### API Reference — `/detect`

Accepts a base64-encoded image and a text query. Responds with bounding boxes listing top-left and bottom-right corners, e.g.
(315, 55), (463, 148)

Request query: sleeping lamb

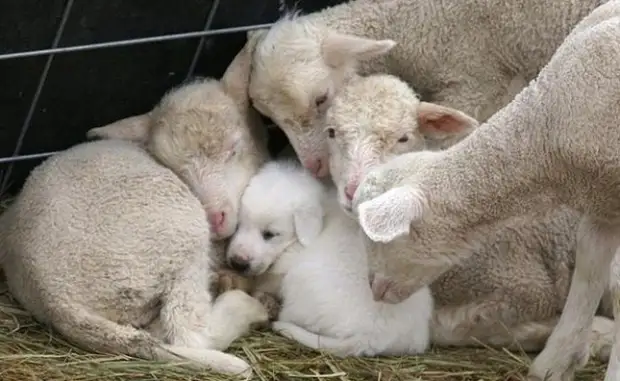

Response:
(0, 42), (269, 379)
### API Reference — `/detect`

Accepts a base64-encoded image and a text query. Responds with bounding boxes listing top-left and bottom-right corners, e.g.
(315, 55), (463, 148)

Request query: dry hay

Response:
(0, 278), (607, 381)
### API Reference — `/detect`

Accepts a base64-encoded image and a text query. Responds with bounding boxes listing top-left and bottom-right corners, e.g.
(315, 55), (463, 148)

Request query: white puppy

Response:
(226, 159), (433, 357)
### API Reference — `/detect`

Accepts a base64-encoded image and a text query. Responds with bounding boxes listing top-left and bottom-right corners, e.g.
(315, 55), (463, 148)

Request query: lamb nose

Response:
(345, 182), (358, 201)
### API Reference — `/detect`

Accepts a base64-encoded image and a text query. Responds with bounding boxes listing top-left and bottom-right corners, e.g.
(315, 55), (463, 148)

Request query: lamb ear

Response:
(293, 203), (325, 247)
(416, 102), (479, 140)
(247, 29), (267, 44)
(222, 29), (265, 109)
(357, 185), (425, 243)
(221, 45), (253, 108)
(86, 113), (152, 143)
(322, 32), (396, 68)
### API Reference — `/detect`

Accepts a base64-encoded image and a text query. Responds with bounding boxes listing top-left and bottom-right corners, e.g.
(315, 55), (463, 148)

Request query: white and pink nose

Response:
(207, 210), (227, 234)
(304, 157), (329, 178)
(344, 181), (359, 202)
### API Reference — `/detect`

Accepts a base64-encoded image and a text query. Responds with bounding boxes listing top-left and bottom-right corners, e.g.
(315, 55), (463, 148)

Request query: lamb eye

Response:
(397, 135), (409, 143)
(327, 128), (335, 138)
(262, 230), (277, 240)
(315, 94), (328, 107)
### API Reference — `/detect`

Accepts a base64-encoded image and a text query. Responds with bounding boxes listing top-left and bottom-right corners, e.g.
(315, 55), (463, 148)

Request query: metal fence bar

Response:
(0, 23), (273, 61)
(0, 0), (75, 192)
(186, 0), (222, 81)
(0, 7), (276, 178)
(0, 152), (61, 164)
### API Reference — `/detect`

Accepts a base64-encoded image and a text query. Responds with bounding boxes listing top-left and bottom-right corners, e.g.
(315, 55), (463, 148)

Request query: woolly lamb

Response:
(324, 72), (615, 356)
(351, 3), (620, 380)
(325, 73), (478, 211)
(245, 0), (606, 177)
(225, 159), (434, 357)
(87, 40), (269, 240)
(0, 44), (271, 378)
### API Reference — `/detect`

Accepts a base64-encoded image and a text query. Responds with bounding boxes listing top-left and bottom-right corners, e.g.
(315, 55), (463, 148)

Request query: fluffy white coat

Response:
(226, 160), (433, 357)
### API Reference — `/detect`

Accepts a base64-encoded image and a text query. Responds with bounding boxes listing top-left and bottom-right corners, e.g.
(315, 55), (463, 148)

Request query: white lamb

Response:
(87, 41), (268, 241)
(245, 0), (607, 177)
(350, 2), (620, 380)
(225, 159), (434, 357)
(323, 72), (615, 356)
(324, 73), (479, 211)
(0, 42), (270, 379)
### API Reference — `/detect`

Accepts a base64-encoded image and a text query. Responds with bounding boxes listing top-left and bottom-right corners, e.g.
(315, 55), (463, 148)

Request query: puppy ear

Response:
(357, 185), (426, 243)
(294, 202), (325, 247)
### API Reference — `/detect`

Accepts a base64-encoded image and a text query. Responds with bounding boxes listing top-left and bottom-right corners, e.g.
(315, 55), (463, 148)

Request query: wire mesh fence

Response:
(0, 0), (276, 192)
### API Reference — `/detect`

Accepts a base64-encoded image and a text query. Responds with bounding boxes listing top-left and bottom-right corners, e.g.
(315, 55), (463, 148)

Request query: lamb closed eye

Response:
(315, 94), (328, 107)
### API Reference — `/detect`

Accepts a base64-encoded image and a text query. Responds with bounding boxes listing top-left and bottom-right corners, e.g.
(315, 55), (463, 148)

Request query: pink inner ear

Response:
(418, 112), (464, 135)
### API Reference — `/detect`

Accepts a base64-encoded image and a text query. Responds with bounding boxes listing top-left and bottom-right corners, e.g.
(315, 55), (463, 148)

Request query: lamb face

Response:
(247, 18), (396, 178)
(325, 74), (478, 212)
(87, 44), (268, 240)
(226, 160), (325, 275)
(147, 80), (267, 240)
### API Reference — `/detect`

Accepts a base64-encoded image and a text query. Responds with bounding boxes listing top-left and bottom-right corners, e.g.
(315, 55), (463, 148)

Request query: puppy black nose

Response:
(228, 256), (250, 273)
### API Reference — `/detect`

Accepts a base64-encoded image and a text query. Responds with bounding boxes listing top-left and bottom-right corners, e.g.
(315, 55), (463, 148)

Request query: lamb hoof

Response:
(527, 348), (587, 381)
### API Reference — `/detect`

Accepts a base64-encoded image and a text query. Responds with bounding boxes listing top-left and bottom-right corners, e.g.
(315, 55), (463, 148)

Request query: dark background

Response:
(0, 0), (347, 195)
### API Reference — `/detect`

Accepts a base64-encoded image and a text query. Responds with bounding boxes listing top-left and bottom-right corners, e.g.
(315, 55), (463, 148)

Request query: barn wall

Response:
(0, 0), (347, 195)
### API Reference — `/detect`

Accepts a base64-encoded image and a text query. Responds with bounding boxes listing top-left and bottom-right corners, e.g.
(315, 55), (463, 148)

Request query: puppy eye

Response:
(397, 135), (409, 143)
(315, 93), (328, 108)
(327, 128), (335, 138)
(262, 230), (278, 240)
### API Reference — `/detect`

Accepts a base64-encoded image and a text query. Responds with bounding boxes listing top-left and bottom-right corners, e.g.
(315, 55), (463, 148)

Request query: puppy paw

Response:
(253, 291), (282, 321)
(212, 268), (253, 296)
(216, 289), (270, 328)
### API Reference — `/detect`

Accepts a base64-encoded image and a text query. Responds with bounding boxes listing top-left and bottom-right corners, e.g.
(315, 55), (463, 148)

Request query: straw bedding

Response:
(0, 276), (606, 381)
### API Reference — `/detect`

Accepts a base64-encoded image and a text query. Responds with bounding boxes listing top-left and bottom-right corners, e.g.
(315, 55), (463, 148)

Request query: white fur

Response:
(324, 74), (478, 212)
(0, 44), (271, 378)
(227, 160), (433, 357)
(322, 73), (619, 359)
(0, 140), (268, 379)
(87, 39), (269, 240)
(351, 3), (620, 380)
(245, 0), (605, 177)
